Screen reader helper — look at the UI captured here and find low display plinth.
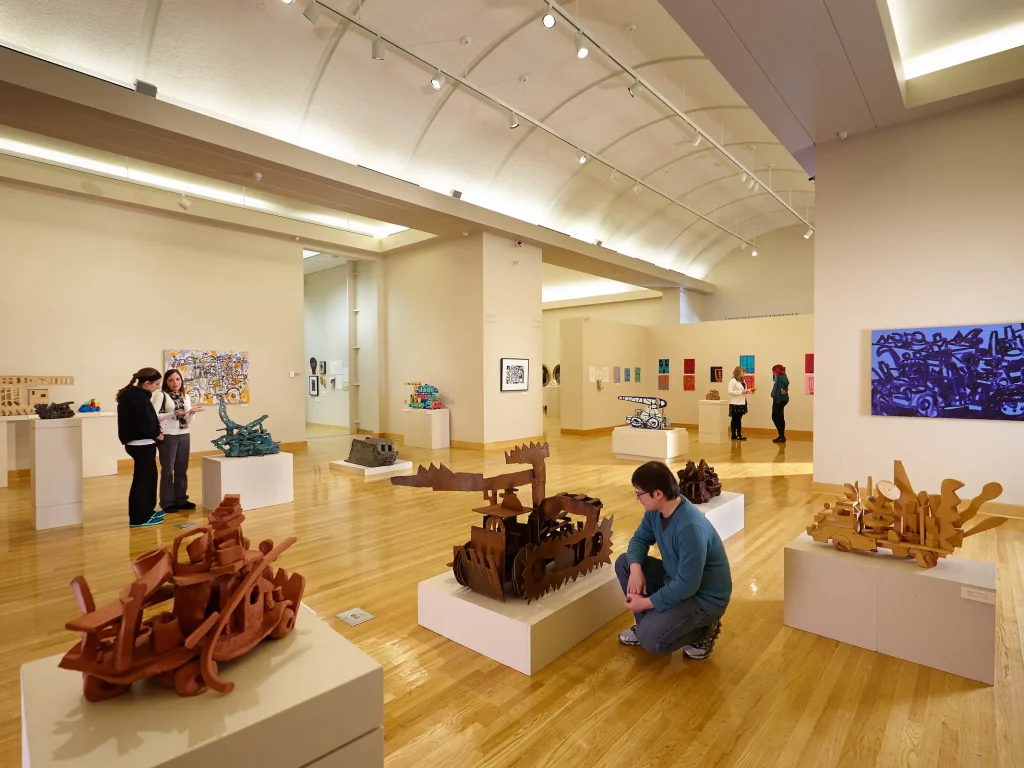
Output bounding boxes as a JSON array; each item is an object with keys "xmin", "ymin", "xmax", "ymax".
[
  {"xmin": 418, "ymin": 566, "xmax": 623, "ymax": 675},
  {"xmin": 201, "ymin": 453, "xmax": 294, "ymax": 511},
  {"xmin": 784, "ymin": 532, "xmax": 996, "ymax": 684},
  {"xmin": 31, "ymin": 419, "xmax": 83, "ymax": 530},
  {"xmin": 612, "ymin": 426, "xmax": 688, "ymax": 462},
  {"xmin": 20, "ymin": 615, "xmax": 384, "ymax": 768},
  {"xmin": 403, "ymin": 408, "xmax": 450, "ymax": 450},
  {"xmin": 695, "ymin": 492, "xmax": 744, "ymax": 541},
  {"xmin": 697, "ymin": 400, "xmax": 731, "ymax": 444},
  {"xmin": 330, "ymin": 459, "xmax": 413, "ymax": 478}
]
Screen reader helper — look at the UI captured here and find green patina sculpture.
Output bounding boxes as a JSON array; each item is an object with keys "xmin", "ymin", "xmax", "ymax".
[{"xmin": 211, "ymin": 400, "xmax": 280, "ymax": 458}]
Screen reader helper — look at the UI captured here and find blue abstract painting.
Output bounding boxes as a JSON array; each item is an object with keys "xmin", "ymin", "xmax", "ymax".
[
  {"xmin": 739, "ymin": 355, "xmax": 755, "ymax": 374},
  {"xmin": 871, "ymin": 323, "xmax": 1024, "ymax": 420}
]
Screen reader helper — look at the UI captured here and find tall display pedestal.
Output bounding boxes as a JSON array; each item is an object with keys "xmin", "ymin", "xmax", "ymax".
[
  {"xmin": 612, "ymin": 426, "xmax": 688, "ymax": 461},
  {"xmin": 201, "ymin": 453, "xmax": 294, "ymax": 511},
  {"xmin": 20, "ymin": 615, "xmax": 384, "ymax": 768},
  {"xmin": 418, "ymin": 566, "xmax": 622, "ymax": 675},
  {"xmin": 697, "ymin": 400, "xmax": 731, "ymax": 444},
  {"xmin": 403, "ymin": 408, "xmax": 450, "ymax": 449},
  {"xmin": 31, "ymin": 419, "xmax": 83, "ymax": 530},
  {"xmin": 78, "ymin": 413, "xmax": 120, "ymax": 477},
  {"xmin": 784, "ymin": 533, "xmax": 996, "ymax": 684},
  {"xmin": 696, "ymin": 492, "xmax": 744, "ymax": 541}
]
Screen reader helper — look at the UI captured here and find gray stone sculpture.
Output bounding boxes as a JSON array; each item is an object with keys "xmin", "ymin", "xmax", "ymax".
[{"xmin": 347, "ymin": 437, "xmax": 399, "ymax": 467}]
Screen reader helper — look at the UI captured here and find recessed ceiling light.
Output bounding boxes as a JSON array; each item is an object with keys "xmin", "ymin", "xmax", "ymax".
[
  {"xmin": 430, "ymin": 70, "xmax": 445, "ymax": 90},
  {"xmin": 542, "ymin": 4, "xmax": 556, "ymax": 28},
  {"xmin": 575, "ymin": 31, "xmax": 589, "ymax": 59}
]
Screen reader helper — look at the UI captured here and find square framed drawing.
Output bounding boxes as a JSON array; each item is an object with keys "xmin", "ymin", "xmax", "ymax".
[
  {"xmin": 165, "ymin": 349, "xmax": 250, "ymax": 405},
  {"xmin": 658, "ymin": 359, "xmax": 670, "ymax": 374},
  {"xmin": 805, "ymin": 353, "xmax": 814, "ymax": 374},
  {"xmin": 710, "ymin": 366, "xmax": 723, "ymax": 383},
  {"xmin": 683, "ymin": 375, "xmax": 695, "ymax": 391},
  {"xmin": 500, "ymin": 358, "xmax": 530, "ymax": 391},
  {"xmin": 684, "ymin": 358, "xmax": 695, "ymax": 374},
  {"xmin": 739, "ymin": 354, "xmax": 755, "ymax": 374},
  {"xmin": 805, "ymin": 375, "xmax": 815, "ymax": 396},
  {"xmin": 658, "ymin": 374, "xmax": 670, "ymax": 391},
  {"xmin": 613, "ymin": 366, "xmax": 621, "ymax": 383},
  {"xmin": 308, "ymin": 375, "xmax": 319, "ymax": 397}
]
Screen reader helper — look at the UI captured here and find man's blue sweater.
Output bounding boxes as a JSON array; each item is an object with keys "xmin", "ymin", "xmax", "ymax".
[{"xmin": 626, "ymin": 498, "xmax": 732, "ymax": 614}]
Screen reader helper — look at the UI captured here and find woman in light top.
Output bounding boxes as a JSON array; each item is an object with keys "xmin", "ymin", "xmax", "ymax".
[
  {"xmin": 727, "ymin": 366, "xmax": 755, "ymax": 441},
  {"xmin": 153, "ymin": 369, "xmax": 203, "ymax": 513}
]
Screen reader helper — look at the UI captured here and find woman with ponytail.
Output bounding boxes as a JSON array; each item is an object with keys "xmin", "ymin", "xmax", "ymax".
[{"xmin": 116, "ymin": 367, "xmax": 164, "ymax": 528}]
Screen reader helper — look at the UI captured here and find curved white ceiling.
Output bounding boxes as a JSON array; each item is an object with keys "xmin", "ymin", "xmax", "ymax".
[{"xmin": 0, "ymin": 0, "xmax": 814, "ymax": 279}]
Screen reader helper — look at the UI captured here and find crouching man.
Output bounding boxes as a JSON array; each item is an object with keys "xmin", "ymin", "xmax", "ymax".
[{"xmin": 615, "ymin": 461, "xmax": 732, "ymax": 659}]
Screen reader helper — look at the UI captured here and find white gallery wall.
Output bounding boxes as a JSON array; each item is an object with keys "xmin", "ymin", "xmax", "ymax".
[
  {"xmin": 0, "ymin": 182, "xmax": 307, "ymax": 466},
  {"xmin": 815, "ymin": 93, "xmax": 1024, "ymax": 504},
  {"xmin": 542, "ymin": 297, "xmax": 662, "ymax": 374},
  {"xmin": 303, "ymin": 265, "xmax": 349, "ymax": 429}
]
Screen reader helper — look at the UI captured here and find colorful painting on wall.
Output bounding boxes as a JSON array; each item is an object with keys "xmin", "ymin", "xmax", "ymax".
[
  {"xmin": 805, "ymin": 375, "xmax": 815, "ymax": 396},
  {"xmin": 805, "ymin": 353, "xmax": 815, "ymax": 374},
  {"xmin": 739, "ymin": 355, "xmax": 755, "ymax": 374},
  {"xmin": 744, "ymin": 374, "xmax": 756, "ymax": 391},
  {"xmin": 658, "ymin": 375, "xmax": 670, "ymax": 391},
  {"xmin": 165, "ymin": 350, "xmax": 250, "ymax": 405},
  {"xmin": 624, "ymin": 367, "xmax": 630, "ymax": 382},
  {"xmin": 635, "ymin": 367, "xmax": 641, "ymax": 383},
  {"xmin": 710, "ymin": 366, "xmax": 723, "ymax": 383},
  {"xmin": 684, "ymin": 358, "xmax": 695, "ymax": 375},
  {"xmin": 658, "ymin": 359, "xmax": 670, "ymax": 374},
  {"xmin": 871, "ymin": 323, "xmax": 1024, "ymax": 420},
  {"xmin": 683, "ymin": 375, "xmax": 695, "ymax": 391},
  {"xmin": 614, "ymin": 366, "xmax": 621, "ymax": 383}
]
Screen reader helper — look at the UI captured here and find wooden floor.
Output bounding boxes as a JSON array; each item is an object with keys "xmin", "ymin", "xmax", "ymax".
[{"xmin": 1, "ymin": 423, "xmax": 1022, "ymax": 767}]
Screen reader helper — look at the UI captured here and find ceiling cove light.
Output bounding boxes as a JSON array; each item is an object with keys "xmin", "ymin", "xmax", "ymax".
[
  {"xmin": 542, "ymin": 4, "xmax": 556, "ymax": 28},
  {"xmin": 901, "ymin": 21, "xmax": 1024, "ymax": 79},
  {"xmin": 508, "ymin": 111, "xmax": 520, "ymax": 129},
  {"xmin": 576, "ymin": 150, "xmax": 588, "ymax": 165},
  {"xmin": 371, "ymin": 35, "xmax": 385, "ymax": 61},
  {"xmin": 575, "ymin": 31, "xmax": 589, "ymax": 59},
  {"xmin": 430, "ymin": 70, "xmax": 446, "ymax": 90}
]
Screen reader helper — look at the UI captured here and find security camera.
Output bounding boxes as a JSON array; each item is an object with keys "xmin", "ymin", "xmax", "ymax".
[
  {"xmin": 809, "ymin": 175, "xmax": 815, "ymax": 182},
  {"xmin": 514, "ymin": 240, "xmax": 523, "ymax": 248}
]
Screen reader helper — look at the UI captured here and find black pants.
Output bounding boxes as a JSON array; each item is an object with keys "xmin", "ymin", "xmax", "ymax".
[
  {"xmin": 125, "ymin": 443, "xmax": 158, "ymax": 525},
  {"xmin": 729, "ymin": 404, "xmax": 745, "ymax": 438},
  {"xmin": 772, "ymin": 402, "xmax": 787, "ymax": 438}
]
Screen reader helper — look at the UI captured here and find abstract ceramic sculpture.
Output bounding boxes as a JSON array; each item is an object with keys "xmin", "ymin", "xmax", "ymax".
[
  {"xmin": 406, "ymin": 382, "xmax": 444, "ymax": 409},
  {"xmin": 211, "ymin": 400, "xmax": 280, "ymax": 457},
  {"xmin": 677, "ymin": 459, "xmax": 722, "ymax": 505},
  {"xmin": 347, "ymin": 437, "xmax": 399, "ymax": 467},
  {"xmin": 706, "ymin": 389, "xmax": 720, "ymax": 401},
  {"xmin": 35, "ymin": 401, "xmax": 75, "ymax": 419}
]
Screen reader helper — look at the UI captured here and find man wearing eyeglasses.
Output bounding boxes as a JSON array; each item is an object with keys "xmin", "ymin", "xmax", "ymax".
[{"xmin": 614, "ymin": 461, "xmax": 732, "ymax": 659}]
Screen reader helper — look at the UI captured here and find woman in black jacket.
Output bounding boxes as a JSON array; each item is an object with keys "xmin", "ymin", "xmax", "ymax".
[{"xmin": 116, "ymin": 367, "xmax": 164, "ymax": 528}]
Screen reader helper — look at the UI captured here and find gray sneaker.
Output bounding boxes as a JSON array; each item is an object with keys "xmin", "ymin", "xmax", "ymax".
[
  {"xmin": 683, "ymin": 620, "xmax": 721, "ymax": 659},
  {"xmin": 618, "ymin": 625, "xmax": 641, "ymax": 646}
]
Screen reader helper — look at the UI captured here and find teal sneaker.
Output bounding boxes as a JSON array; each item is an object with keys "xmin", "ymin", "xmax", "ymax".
[{"xmin": 130, "ymin": 512, "xmax": 164, "ymax": 529}]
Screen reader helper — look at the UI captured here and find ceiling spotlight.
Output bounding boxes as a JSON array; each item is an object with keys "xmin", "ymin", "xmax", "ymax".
[
  {"xmin": 509, "ymin": 110, "xmax": 520, "ymax": 129},
  {"xmin": 740, "ymin": 172, "xmax": 748, "ymax": 183},
  {"xmin": 281, "ymin": 0, "xmax": 295, "ymax": 4},
  {"xmin": 177, "ymin": 195, "xmax": 191, "ymax": 211},
  {"xmin": 575, "ymin": 31, "xmax": 589, "ymax": 59},
  {"xmin": 430, "ymin": 70, "xmax": 446, "ymax": 90},
  {"xmin": 302, "ymin": 0, "xmax": 321, "ymax": 24},
  {"xmin": 252, "ymin": 171, "xmax": 263, "ymax": 182},
  {"xmin": 753, "ymin": 182, "xmax": 760, "ymax": 193},
  {"xmin": 690, "ymin": 133, "xmax": 702, "ymax": 147},
  {"xmin": 372, "ymin": 35, "xmax": 385, "ymax": 61},
  {"xmin": 751, "ymin": 248, "xmax": 758, "ymax": 257},
  {"xmin": 746, "ymin": 177, "xmax": 756, "ymax": 190},
  {"xmin": 741, "ymin": 242, "xmax": 747, "ymax": 250},
  {"xmin": 628, "ymin": 79, "xmax": 644, "ymax": 98},
  {"xmin": 804, "ymin": 227, "xmax": 814, "ymax": 239},
  {"xmin": 542, "ymin": 4, "xmax": 556, "ymax": 28},
  {"xmin": 632, "ymin": 183, "xmax": 641, "ymax": 195},
  {"xmin": 577, "ymin": 150, "xmax": 588, "ymax": 165}
]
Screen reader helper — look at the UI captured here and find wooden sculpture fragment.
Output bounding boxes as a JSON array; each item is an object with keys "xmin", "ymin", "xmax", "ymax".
[
  {"xmin": 618, "ymin": 395, "xmax": 672, "ymax": 429},
  {"xmin": 211, "ymin": 400, "xmax": 280, "ymax": 457},
  {"xmin": 677, "ymin": 460, "xmax": 722, "ymax": 505},
  {"xmin": 391, "ymin": 442, "xmax": 613, "ymax": 603},
  {"xmin": 347, "ymin": 437, "xmax": 399, "ymax": 467},
  {"xmin": 59, "ymin": 494, "xmax": 304, "ymax": 701},
  {"xmin": 807, "ymin": 460, "xmax": 1007, "ymax": 568}
]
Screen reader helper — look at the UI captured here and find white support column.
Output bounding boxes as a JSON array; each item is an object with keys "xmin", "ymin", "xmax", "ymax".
[{"xmin": 659, "ymin": 288, "xmax": 705, "ymax": 324}]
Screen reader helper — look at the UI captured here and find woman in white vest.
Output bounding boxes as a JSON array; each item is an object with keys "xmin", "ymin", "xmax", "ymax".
[
  {"xmin": 153, "ymin": 369, "xmax": 203, "ymax": 513},
  {"xmin": 727, "ymin": 366, "xmax": 755, "ymax": 441}
]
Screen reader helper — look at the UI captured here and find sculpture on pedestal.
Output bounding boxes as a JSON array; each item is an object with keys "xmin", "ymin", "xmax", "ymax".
[
  {"xmin": 211, "ymin": 400, "xmax": 280, "ymax": 457},
  {"xmin": 618, "ymin": 395, "xmax": 671, "ymax": 429},
  {"xmin": 78, "ymin": 399, "xmax": 102, "ymax": 412},
  {"xmin": 405, "ymin": 382, "xmax": 444, "ymax": 409},
  {"xmin": 706, "ymin": 389, "xmax": 720, "ymax": 401},
  {"xmin": 347, "ymin": 437, "xmax": 399, "ymax": 467},
  {"xmin": 58, "ymin": 494, "xmax": 304, "ymax": 701},
  {"xmin": 677, "ymin": 459, "xmax": 722, "ymax": 505},
  {"xmin": 807, "ymin": 460, "xmax": 1007, "ymax": 568},
  {"xmin": 392, "ymin": 442, "xmax": 613, "ymax": 603},
  {"xmin": 35, "ymin": 401, "xmax": 75, "ymax": 419}
]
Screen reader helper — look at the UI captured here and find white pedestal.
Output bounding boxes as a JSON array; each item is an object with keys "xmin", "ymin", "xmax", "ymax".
[
  {"xmin": 612, "ymin": 426, "xmax": 688, "ymax": 461},
  {"xmin": 784, "ymin": 533, "xmax": 996, "ymax": 684},
  {"xmin": 20, "ymin": 615, "xmax": 384, "ymax": 768},
  {"xmin": 698, "ymin": 400, "xmax": 731, "ymax": 444},
  {"xmin": 31, "ymin": 419, "xmax": 83, "ymax": 530},
  {"xmin": 403, "ymin": 408, "xmax": 450, "ymax": 449},
  {"xmin": 543, "ymin": 386, "xmax": 560, "ymax": 418},
  {"xmin": 78, "ymin": 413, "xmax": 120, "ymax": 478},
  {"xmin": 418, "ymin": 565, "xmax": 623, "ymax": 675},
  {"xmin": 696, "ymin": 492, "xmax": 744, "ymax": 541},
  {"xmin": 330, "ymin": 459, "xmax": 413, "ymax": 478},
  {"xmin": 201, "ymin": 453, "xmax": 294, "ymax": 511}
]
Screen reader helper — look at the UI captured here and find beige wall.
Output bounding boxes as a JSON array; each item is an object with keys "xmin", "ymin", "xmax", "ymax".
[
  {"xmin": 354, "ymin": 260, "xmax": 382, "ymax": 434},
  {"xmin": 543, "ymin": 298, "xmax": 662, "ymax": 373},
  {"xmin": 703, "ymin": 225, "xmax": 814, "ymax": 321},
  {"xmin": 815, "ymin": 93, "xmax": 1024, "ymax": 503},
  {"xmin": 0, "ymin": 182, "xmax": 306, "ymax": 462},
  {"xmin": 561, "ymin": 315, "xmax": 814, "ymax": 433},
  {"xmin": 304, "ymin": 265, "xmax": 349, "ymax": 428}
]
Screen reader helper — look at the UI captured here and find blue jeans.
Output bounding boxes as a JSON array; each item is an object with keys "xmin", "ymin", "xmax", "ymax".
[{"xmin": 614, "ymin": 553, "xmax": 721, "ymax": 654}]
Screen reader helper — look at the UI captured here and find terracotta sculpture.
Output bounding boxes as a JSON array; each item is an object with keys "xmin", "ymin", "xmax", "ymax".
[
  {"xmin": 59, "ymin": 495, "xmax": 304, "ymax": 701},
  {"xmin": 677, "ymin": 459, "xmax": 722, "ymax": 505},
  {"xmin": 211, "ymin": 400, "xmax": 280, "ymax": 457},
  {"xmin": 618, "ymin": 395, "xmax": 672, "ymax": 429},
  {"xmin": 35, "ymin": 401, "xmax": 75, "ymax": 419},
  {"xmin": 347, "ymin": 437, "xmax": 399, "ymax": 467},
  {"xmin": 706, "ymin": 389, "xmax": 720, "ymax": 401},
  {"xmin": 807, "ymin": 460, "xmax": 1007, "ymax": 568},
  {"xmin": 392, "ymin": 442, "xmax": 612, "ymax": 603}
]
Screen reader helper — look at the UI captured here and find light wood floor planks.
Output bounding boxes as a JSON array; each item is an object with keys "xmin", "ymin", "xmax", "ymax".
[{"xmin": 1, "ymin": 422, "xmax": 1021, "ymax": 767}]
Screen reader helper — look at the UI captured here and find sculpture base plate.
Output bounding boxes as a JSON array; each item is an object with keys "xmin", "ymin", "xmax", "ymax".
[
  {"xmin": 329, "ymin": 459, "xmax": 413, "ymax": 477},
  {"xmin": 418, "ymin": 566, "xmax": 622, "ymax": 675}
]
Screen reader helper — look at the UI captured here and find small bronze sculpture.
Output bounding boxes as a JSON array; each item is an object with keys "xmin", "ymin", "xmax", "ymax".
[
  {"xmin": 35, "ymin": 401, "xmax": 75, "ymax": 419},
  {"xmin": 347, "ymin": 437, "xmax": 399, "ymax": 467}
]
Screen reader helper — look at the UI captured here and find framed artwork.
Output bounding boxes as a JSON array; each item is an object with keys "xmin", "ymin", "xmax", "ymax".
[
  {"xmin": 308, "ymin": 375, "xmax": 319, "ymax": 397},
  {"xmin": 658, "ymin": 359, "xmax": 670, "ymax": 374},
  {"xmin": 318, "ymin": 360, "xmax": 327, "ymax": 375},
  {"xmin": 613, "ymin": 366, "xmax": 621, "ymax": 383},
  {"xmin": 739, "ymin": 354, "xmax": 755, "ymax": 373},
  {"xmin": 542, "ymin": 364, "xmax": 551, "ymax": 387},
  {"xmin": 624, "ymin": 367, "xmax": 630, "ymax": 383},
  {"xmin": 500, "ymin": 358, "xmax": 530, "ymax": 391},
  {"xmin": 309, "ymin": 357, "xmax": 317, "ymax": 375},
  {"xmin": 165, "ymin": 350, "xmax": 250, "ymax": 405},
  {"xmin": 744, "ymin": 374, "xmax": 756, "ymax": 391},
  {"xmin": 805, "ymin": 353, "xmax": 815, "ymax": 374},
  {"xmin": 658, "ymin": 374, "xmax": 669, "ymax": 391},
  {"xmin": 710, "ymin": 366, "xmax": 723, "ymax": 383},
  {"xmin": 805, "ymin": 375, "xmax": 815, "ymax": 396},
  {"xmin": 872, "ymin": 322, "xmax": 1024, "ymax": 419},
  {"xmin": 683, "ymin": 375, "xmax": 695, "ymax": 391},
  {"xmin": 684, "ymin": 358, "xmax": 695, "ymax": 374},
  {"xmin": 635, "ymin": 367, "xmax": 641, "ymax": 383}
]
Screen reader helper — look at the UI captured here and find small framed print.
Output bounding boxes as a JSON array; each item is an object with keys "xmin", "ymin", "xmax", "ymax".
[
  {"xmin": 500, "ymin": 358, "xmax": 530, "ymax": 392},
  {"xmin": 308, "ymin": 375, "xmax": 319, "ymax": 397}
]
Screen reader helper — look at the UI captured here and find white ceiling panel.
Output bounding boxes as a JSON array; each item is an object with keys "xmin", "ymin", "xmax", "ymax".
[{"xmin": 888, "ymin": 0, "xmax": 1024, "ymax": 60}]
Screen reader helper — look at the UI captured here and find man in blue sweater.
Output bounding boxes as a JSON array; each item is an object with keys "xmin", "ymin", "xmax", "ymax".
[{"xmin": 615, "ymin": 461, "xmax": 732, "ymax": 659}]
